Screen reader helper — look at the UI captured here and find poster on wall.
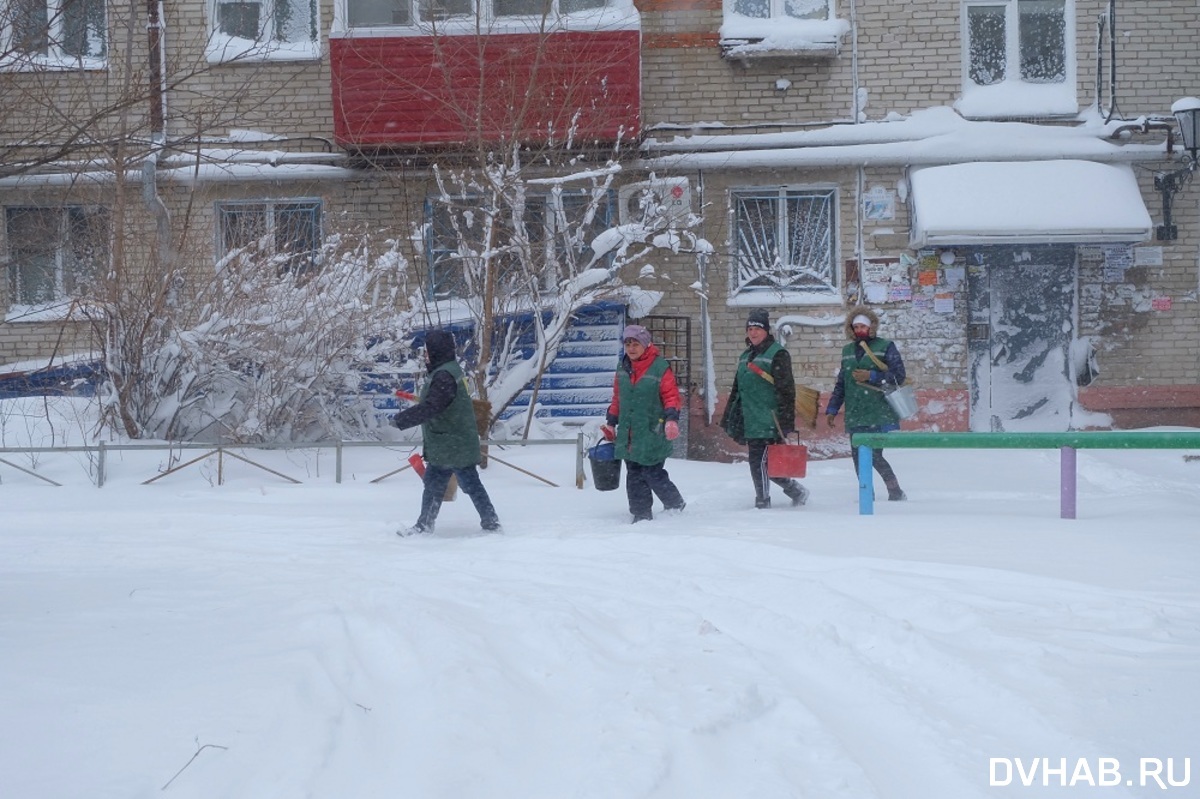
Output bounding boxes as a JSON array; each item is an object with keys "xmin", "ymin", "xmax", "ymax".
[{"xmin": 861, "ymin": 257, "xmax": 907, "ymax": 304}]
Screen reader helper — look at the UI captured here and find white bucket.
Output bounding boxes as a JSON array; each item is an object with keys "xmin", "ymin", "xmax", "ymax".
[{"xmin": 884, "ymin": 384, "xmax": 919, "ymax": 420}]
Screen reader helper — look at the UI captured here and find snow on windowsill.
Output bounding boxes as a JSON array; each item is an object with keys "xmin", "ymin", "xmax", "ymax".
[
  {"xmin": 956, "ymin": 81, "xmax": 1078, "ymax": 120},
  {"xmin": 0, "ymin": 54, "xmax": 107, "ymax": 72},
  {"xmin": 5, "ymin": 302, "xmax": 90, "ymax": 324},
  {"xmin": 719, "ymin": 16, "xmax": 849, "ymax": 61},
  {"xmin": 726, "ymin": 289, "xmax": 842, "ymax": 308},
  {"xmin": 205, "ymin": 35, "xmax": 320, "ymax": 64},
  {"xmin": 332, "ymin": 6, "xmax": 641, "ymax": 38}
]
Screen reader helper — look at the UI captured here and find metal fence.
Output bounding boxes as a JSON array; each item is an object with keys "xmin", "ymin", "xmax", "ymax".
[{"xmin": 0, "ymin": 435, "xmax": 589, "ymax": 489}]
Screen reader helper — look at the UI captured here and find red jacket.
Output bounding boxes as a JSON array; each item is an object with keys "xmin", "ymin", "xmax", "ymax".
[{"xmin": 606, "ymin": 344, "xmax": 682, "ymax": 423}]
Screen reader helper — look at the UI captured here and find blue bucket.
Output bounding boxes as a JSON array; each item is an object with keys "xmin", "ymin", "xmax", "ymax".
[{"xmin": 588, "ymin": 441, "xmax": 621, "ymax": 491}]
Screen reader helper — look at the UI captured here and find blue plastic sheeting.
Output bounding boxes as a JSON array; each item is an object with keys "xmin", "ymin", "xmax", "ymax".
[{"xmin": 0, "ymin": 361, "xmax": 101, "ymax": 399}]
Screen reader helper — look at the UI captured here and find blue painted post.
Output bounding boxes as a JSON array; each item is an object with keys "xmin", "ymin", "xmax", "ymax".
[
  {"xmin": 858, "ymin": 445, "xmax": 874, "ymax": 515},
  {"xmin": 1060, "ymin": 446, "xmax": 1077, "ymax": 520}
]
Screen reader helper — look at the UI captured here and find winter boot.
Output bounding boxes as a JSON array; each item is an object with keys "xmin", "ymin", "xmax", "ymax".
[
  {"xmin": 399, "ymin": 522, "xmax": 433, "ymax": 537},
  {"xmin": 631, "ymin": 513, "xmax": 653, "ymax": 524},
  {"xmin": 884, "ymin": 477, "xmax": 906, "ymax": 502},
  {"xmin": 481, "ymin": 516, "xmax": 502, "ymax": 532},
  {"xmin": 755, "ymin": 497, "xmax": 771, "ymax": 509},
  {"xmin": 785, "ymin": 482, "xmax": 809, "ymax": 507}
]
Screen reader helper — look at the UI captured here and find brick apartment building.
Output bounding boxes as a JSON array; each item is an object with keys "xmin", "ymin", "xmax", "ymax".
[{"xmin": 1, "ymin": 0, "xmax": 1197, "ymax": 452}]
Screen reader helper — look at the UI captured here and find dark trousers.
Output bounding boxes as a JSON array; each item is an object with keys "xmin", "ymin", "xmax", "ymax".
[
  {"xmin": 625, "ymin": 460, "xmax": 685, "ymax": 520},
  {"xmin": 747, "ymin": 439, "xmax": 803, "ymax": 503},
  {"xmin": 851, "ymin": 448, "xmax": 902, "ymax": 492},
  {"xmin": 417, "ymin": 463, "xmax": 499, "ymax": 529}
]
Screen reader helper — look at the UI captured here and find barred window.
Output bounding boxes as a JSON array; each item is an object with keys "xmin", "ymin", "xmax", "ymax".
[
  {"xmin": 426, "ymin": 190, "xmax": 611, "ymax": 301},
  {"xmin": 731, "ymin": 187, "xmax": 836, "ymax": 296},
  {"xmin": 216, "ymin": 200, "xmax": 322, "ymax": 277}
]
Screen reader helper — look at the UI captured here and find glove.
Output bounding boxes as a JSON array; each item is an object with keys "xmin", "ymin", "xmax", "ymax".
[
  {"xmin": 825, "ymin": 413, "xmax": 837, "ymax": 427},
  {"xmin": 664, "ymin": 420, "xmax": 680, "ymax": 441},
  {"xmin": 600, "ymin": 424, "xmax": 616, "ymax": 442},
  {"xmin": 395, "ymin": 389, "xmax": 417, "ymax": 401}
]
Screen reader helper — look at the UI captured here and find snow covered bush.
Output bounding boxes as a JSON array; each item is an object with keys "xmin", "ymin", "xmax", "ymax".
[{"xmin": 96, "ymin": 232, "xmax": 416, "ymax": 443}]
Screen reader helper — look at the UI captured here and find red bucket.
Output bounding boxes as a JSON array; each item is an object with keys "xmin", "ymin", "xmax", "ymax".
[{"xmin": 766, "ymin": 442, "xmax": 808, "ymax": 478}]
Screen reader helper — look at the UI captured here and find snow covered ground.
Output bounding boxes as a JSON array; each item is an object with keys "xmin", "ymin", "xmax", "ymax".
[{"xmin": 2, "ymin": 399, "xmax": 1199, "ymax": 798}]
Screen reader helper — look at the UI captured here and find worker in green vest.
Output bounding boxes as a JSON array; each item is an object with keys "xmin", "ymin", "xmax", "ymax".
[
  {"xmin": 825, "ymin": 305, "xmax": 907, "ymax": 501},
  {"xmin": 721, "ymin": 309, "xmax": 810, "ymax": 509},
  {"xmin": 600, "ymin": 324, "xmax": 687, "ymax": 523},
  {"xmin": 392, "ymin": 330, "xmax": 501, "ymax": 536}
]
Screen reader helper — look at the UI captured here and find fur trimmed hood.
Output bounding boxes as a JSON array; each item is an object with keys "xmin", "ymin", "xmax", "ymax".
[{"xmin": 843, "ymin": 305, "xmax": 880, "ymax": 340}]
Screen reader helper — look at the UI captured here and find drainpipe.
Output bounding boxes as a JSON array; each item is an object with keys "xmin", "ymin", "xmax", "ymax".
[
  {"xmin": 143, "ymin": 0, "xmax": 172, "ymax": 276},
  {"xmin": 849, "ymin": 0, "xmax": 864, "ymax": 299}
]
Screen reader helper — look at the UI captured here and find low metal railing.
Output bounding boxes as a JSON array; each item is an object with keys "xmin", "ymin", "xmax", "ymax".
[{"xmin": 0, "ymin": 434, "xmax": 589, "ymax": 489}]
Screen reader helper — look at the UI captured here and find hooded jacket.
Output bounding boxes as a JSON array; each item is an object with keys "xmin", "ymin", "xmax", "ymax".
[
  {"xmin": 825, "ymin": 306, "xmax": 907, "ymax": 430},
  {"xmin": 391, "ymin": 330, "xmax": 482, "ymax": 468}
]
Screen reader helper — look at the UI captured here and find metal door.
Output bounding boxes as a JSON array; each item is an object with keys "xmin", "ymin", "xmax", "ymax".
[{"xmin": 966, "ymin": 245, "xmax": 1077, "ymax": 432}]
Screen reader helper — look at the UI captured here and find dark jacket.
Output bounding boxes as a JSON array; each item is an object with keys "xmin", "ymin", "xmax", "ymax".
[
  {"xmin": 825, "ymin": 306, "xmax": 906, "ymax": 431},
  {"xmin": 392, "ymin": 330, "xmax": 482, "ymax": 468},
  {"xmin": 721, "ymin": 334, "xmax": 796, "ymax": 443}
]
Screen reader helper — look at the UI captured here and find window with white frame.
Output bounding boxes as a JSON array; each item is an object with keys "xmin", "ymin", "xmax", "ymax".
[
  {"xmin": 5, "ymin": 206, "xmax": 109, "ymax": 308},
  {"xmin": 208, "ymin": 0, "xmax": 318, "ymax": 61},
  {"xmin": 728, "ymin": 0, "xmax": 830, "ymax": 22},
  {"xmin": 216, "ymin": 200, "xmax": 322, "ymax": 277},
  {"xmin": 1, "ymin": 0, "xmax": 107, "ymax": 66},
  {"xmin": 346, "ymin": 0, "xmax": 608, "ymax": 28},
  {"xmin": 961, "ymin": 0, "xmax": 1073, "ymax": 115},
  {"xmin": 427, "ymin": 191, "xmax": 610, "ymax": 300},
  {"xmin": 731, "ymin": 187, "xmax": 837, "ymax": 297}
]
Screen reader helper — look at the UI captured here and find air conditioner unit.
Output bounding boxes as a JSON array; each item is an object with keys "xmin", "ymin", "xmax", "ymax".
[{"xmin": 617, "ymin": 177, "xmax": 692, "ymax": 228}]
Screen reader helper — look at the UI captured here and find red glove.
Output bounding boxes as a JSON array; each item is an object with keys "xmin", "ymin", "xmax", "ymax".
[
  {"xmin": 600, "ymin": 424, "xmax": 616, "ymax": 442},
  {"xmin": 664, "ymin": 420, "xmax": 680, "ymax": 441},
  {"xmin": 395, "ymin": 390, "xmax": 417, "ymax": 402}
]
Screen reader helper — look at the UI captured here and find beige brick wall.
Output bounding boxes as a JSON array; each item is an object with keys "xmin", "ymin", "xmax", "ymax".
[
  {"xmin": 641, "ymin": 1, "xmax": 1197, "ymax": 127},
  {"xmin": 2, "ymin": 0, "xmax": 1198, "ymax": 426}
]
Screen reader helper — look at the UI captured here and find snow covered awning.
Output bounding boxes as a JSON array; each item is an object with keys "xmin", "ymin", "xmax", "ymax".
[{"xmin": 908, "ymin": 161, "xmax": 1152, "ymax": 247}]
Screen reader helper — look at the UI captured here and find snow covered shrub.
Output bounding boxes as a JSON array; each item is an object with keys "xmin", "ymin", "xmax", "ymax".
[{"xmin": 98, "ymin": 233, "xmax": 417, "ymax": 443}]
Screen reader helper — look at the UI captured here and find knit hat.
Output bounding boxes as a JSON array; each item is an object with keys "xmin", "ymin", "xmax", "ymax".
[
  {"xmin": 852, "ymin": 314, "xmax": 872, "ymax": 327},
  {"xmin": 622, "ymin": 324, "xmax": 652, "ymax": 347},
  {"xmin": 746, "ymin": 308, "xmax": 770, "ymax": 330}
]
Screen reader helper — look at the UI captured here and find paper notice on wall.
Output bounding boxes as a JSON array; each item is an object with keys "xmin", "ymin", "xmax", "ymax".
[
  {"xmin": 933, "ymin": 293, "xmax": 955, "ymax": 314},
  {"xmin": 1151, "ymin": 296, "xmax": 1173, "ymax": 311},
  {"xmin": 943, "ymin": 266, "xmax": 965, "ymax": 287},
  {"xmin": 918, "ymin": 270, "xmax": 939, "ymax": 286},
  {"xmin": 1135, "ymin": 246, "xmax": 1164, "ymax": 267},
  {"xmin": 864, "ymin": 283, "xmax": 888, "ymax": 303},
  {"xmin": 887, "ymin": 284, "xmax": 913, "ymax": 302},
  {"xmin": 1103, "ymin": 263, "xmax": 1128, "ymax": 282}
]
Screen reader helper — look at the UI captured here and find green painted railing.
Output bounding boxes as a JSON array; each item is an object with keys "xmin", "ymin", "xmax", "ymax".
[
  {"xmin": 849, "ymin": 430, "xmax": 1200, "ymax": 519},
  {"xmin": 851, "ymin": 431, "xmax": 1200, "ymax": 450}
]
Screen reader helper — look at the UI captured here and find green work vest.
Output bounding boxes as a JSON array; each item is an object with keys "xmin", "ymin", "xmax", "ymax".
[
  {"xmin": 421, "ymin": 361, "xmax": 482, "ymax": 468},
  {"xmin": 614, "ymin": 356, "xmax": 674, "ymax": 465},
  {"xmin": 735, "ymin": 342, "xmax": 784, "ymax": 440},
  {"xmin": 839, "ymin": 337, "xmax": 900, "ymax": 429}
]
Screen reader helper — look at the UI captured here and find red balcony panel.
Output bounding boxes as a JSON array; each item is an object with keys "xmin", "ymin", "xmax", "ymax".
[{"xmin": 331, "ymin": 31, "xmax": 640, "ymax": 149}]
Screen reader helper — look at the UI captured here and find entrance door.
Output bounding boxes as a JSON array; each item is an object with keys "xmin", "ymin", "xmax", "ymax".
[{"xmin": 966, "ymin": 246, "xmax": 1077, "ymax": 432}]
